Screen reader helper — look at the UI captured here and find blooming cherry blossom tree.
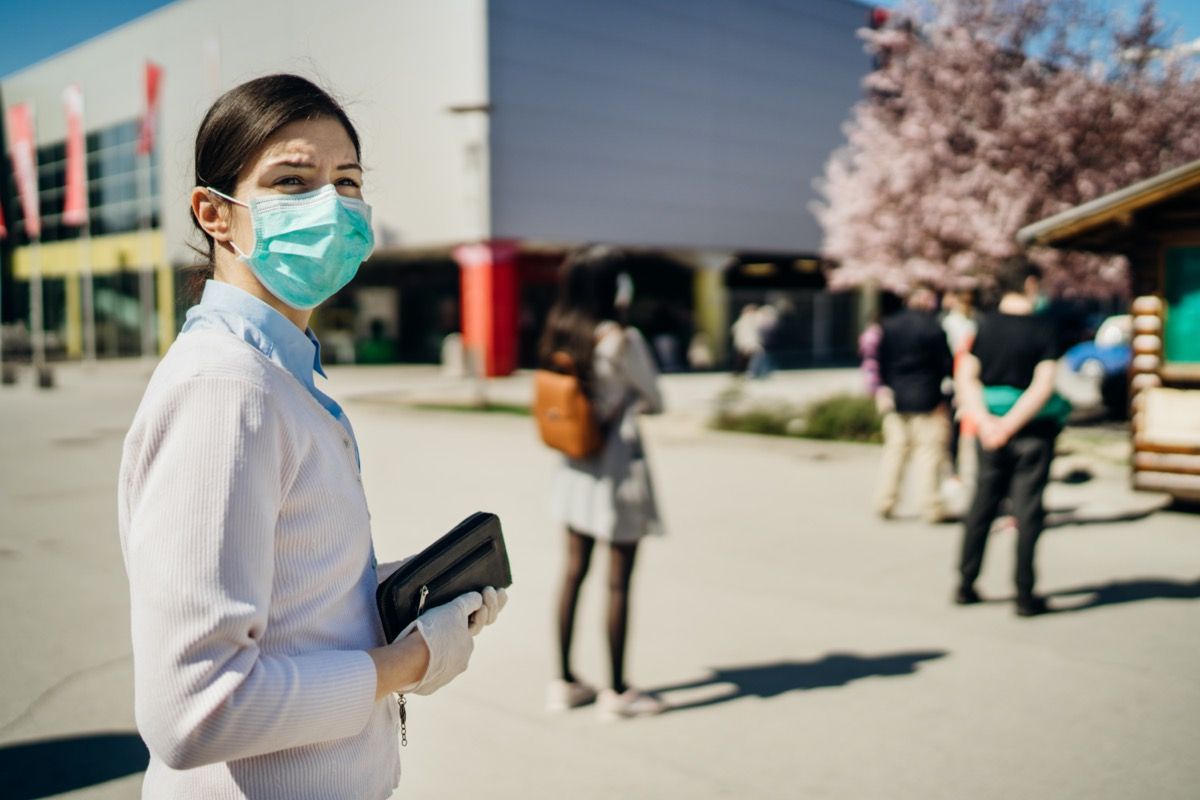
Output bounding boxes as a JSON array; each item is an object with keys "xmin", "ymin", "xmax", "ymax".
[{"xmin": 816, "ymin": 0, "xmax": 1200, "ymax": 296}]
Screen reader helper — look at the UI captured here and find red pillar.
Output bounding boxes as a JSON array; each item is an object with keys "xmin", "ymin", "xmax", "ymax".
[{"xmin": 453, "ymin": 240, "xmax": 520, "ymax": 377}]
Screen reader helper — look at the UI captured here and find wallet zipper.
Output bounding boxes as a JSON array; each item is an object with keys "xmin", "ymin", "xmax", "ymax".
[
  {"xmin": 396, "ymin": 693, "xmax": 408, "ymax": 747},
  {"xmin": 394, "ymin": 543, "xmax": 492, "ymax": 748},
  {"xmin": 397, "ymin": 585, "xmax": 430, "ymax": 748},
  {"xmin": 417, "ymin": 584, "xmax": 430, "ymax": 616}
]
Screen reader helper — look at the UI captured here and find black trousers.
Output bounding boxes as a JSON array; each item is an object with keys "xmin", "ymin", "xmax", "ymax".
[{"xmin": 959, "ymin": 425, "xmax": 1058, "ymax": 598}]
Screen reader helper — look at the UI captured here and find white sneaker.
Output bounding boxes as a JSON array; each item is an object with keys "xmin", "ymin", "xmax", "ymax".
[
  {"xmin": 596, "ymin": 688, "xmax": 667, "ymax": 720},
  {"xmin": 546, "ymin": 679, "xmax": 598, "ymax": 712}
]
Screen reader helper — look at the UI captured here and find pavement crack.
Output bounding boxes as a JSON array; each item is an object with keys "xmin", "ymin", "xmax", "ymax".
[{"xmin": 0, "ymin": 653, "xmax": 131, "ymax": 736}]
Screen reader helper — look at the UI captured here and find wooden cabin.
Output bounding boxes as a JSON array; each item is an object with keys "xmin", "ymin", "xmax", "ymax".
[{"xmin": 1018, "ymin": 159, "xmax": 1200, "ymax": 502}]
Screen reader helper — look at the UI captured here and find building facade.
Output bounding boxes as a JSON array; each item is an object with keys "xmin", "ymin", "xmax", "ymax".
[{"xmin": 1, "ymin": 0, "xmax": 871, "ymax": 372}]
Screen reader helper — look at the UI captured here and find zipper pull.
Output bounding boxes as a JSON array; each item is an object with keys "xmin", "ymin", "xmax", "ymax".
[
  {"xmin": 397, "ymin": 693, "xmax": 408, "ymax": 747},
  {"xmin": 417, "ymin": 585, "xmax": 430, "ymax": 616}
]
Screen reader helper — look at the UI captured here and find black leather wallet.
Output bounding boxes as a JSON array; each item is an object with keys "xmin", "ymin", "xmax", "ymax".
[{"xmin": 376, "ymin": 511, "xmax": 513, "ymax": 643}]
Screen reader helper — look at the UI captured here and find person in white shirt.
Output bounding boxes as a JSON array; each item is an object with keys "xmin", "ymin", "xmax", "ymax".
[
  {"xmin": 941, "ymin": 288, "xmax": 980, "ymax": 490},
  {"xmin": 117, "ymin": 74, "xmax": 506, "ymax": 799}
]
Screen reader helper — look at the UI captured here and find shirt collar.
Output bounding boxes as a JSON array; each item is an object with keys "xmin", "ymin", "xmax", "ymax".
[{"xmin": 185, "ymin": 280, "xmax": 328, "ymax": 384}]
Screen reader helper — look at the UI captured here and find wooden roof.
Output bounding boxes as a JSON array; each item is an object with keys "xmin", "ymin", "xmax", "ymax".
[{"xmin": 1017, "ymin": 159, "xmax": 1200, "ymax": 252}]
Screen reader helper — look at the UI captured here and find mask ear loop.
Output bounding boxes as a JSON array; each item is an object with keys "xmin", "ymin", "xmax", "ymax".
[
  {"xmin": 205, "ymin": 186, "xmax": 248, "ymax": 208},
  {"xmin": 205, "ymin": 187, "xmax": 252, "ymax": 259}
]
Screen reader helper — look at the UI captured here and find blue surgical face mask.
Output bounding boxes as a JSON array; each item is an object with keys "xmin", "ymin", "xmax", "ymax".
[{"xmin": 208, "ymin": 184, "xmax": 374, "ymax": 310}]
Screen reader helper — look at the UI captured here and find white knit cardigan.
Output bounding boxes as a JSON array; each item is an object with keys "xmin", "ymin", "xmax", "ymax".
[{"xmin": 118, "ymin": 329, "xmax": 400, "ymax": 799}]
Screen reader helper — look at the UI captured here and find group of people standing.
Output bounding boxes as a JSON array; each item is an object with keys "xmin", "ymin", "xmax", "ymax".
[
  {"xmin": 114, "ymin": 71, "xmax": 1071, "ymax": 799},
  {"xmin": 863, "ymin": 259, "xmax": 1066, "ymax": 617}
]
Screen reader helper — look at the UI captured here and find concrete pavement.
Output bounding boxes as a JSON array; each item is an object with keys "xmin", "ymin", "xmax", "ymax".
[{"xmin": 1, "ymin": 361, "xmax": 1197, "ymax": 799}]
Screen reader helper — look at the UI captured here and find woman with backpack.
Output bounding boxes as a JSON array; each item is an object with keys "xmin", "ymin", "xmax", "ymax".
[{"xmin": 538, "ymin": 245, "xmax": 667, "ymax": 719}]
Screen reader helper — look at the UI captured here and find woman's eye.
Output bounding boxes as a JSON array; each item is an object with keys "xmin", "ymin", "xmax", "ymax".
[
  {"xmin": 274, "ymin": 176, "xmax": 305, "ymax": 187},
  {"xmin": 336, "ymin": 177, "xmax": 361, "ymax": 188}
]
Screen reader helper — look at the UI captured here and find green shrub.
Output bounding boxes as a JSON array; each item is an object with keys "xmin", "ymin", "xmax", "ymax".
[
  {"xmin": 800, "ymin": 394, "xmax": 882, "ymax": 443},
  {"xmin": 710, "ymin": 391, "xmax": 881, "ymax": 444},
  {"xmin": 712, "ymin": 405, "xmax": 799, "ymax": 436}
]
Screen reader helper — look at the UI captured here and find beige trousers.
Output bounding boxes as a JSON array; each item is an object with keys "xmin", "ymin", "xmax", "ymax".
[{"xmin": 875, "ymin": 409, "xmax": 949, "ymax": 521}]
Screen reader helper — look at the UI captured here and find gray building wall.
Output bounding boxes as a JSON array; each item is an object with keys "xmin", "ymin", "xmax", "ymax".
[{"xmin": 487, "ymin": 0, "xmax": 869, "ymax": 253}]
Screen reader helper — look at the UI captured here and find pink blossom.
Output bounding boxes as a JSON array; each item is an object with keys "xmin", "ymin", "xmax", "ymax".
[{"xmin": 815, "ymin": 0, "xmax": 1200, "ymax": 297}]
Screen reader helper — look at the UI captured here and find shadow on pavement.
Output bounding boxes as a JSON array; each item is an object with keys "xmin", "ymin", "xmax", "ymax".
[
  {"xmin": 1047, "ymin": 577, "xmax": 1200, "ymax": 613},
  {"xmin": 1044, "ymin": 504, "xmax": 1166, "ymax": 528},
  {"xmin": 0, "ymin": 731, "xmax": 148, "ymax": 799},
  {"xmin": 650, "ymin": 650, "xmax": 947, "ymax": 714}
]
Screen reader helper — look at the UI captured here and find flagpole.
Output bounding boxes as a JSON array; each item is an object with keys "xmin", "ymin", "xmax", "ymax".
[
  {"xmin": 0, "ymin": 244, "xmax": 8, "ymax": 385},
  {"xmin": 81, "ymin": 224, "xmax": 96, "ymax": 362},
  {"xmin": 29, "ymin": 100, "xmax": 50, "ymax": 387},
  {"xmin": 66, "ymin": 83, "xmax": 97, "ymax": 363},
  {"xmin": 138, "ymin": 149, "xmax": 155, "ymax": 361},
  {"xmin": 6, "ymin": 102, "xmax": 52, "ymax": 386},
  {"xmin": 31, "ymin": 237, "xmax": 48, "ymax": 385}
]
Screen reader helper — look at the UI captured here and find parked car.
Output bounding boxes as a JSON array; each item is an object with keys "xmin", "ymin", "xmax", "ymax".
[
  {"xmin": 1064, "ymin": 314, "xmax": 1131, "ymax": 417},
  {"xmin": 1064, "ymin": 314, "xmax": 1132, "ymax": 379}
]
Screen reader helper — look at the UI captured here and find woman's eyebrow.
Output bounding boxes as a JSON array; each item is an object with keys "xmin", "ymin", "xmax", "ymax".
[
  {"xmin": 265, "ymin": 157, "xmax": 317, "ymax": 169},
  {"xmin": 262, "ymin": 157, "xmax": 361, "ymax": 171}
]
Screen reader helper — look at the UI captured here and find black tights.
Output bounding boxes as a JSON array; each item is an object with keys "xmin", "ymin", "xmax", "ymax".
[{"xmin": 557, "ymin": 528, "xmax": 639, "ymax": 693}]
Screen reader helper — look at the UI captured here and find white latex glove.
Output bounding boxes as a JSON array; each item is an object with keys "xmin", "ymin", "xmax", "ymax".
[
  {"xmin": 406, "ymin": 591, "xmax": 482, "ymax": 696},
  {"xmin": 468, "ymin": 587, "xmax": 508, "ymax": 635}
]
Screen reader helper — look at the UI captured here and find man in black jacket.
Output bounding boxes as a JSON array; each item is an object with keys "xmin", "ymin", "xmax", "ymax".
[{"xmin": 875, "ymin": 285, "xmax": 954, "ymax": 522}]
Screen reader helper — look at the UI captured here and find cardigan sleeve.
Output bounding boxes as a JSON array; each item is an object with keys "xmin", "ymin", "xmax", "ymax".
[{"xmin": 119, "ymin": 375, "xmax": 378, "ymax": 770}]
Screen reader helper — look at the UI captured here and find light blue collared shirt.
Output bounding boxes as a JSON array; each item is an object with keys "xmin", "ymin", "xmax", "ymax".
[{"xmin": 181, "ymin": 280, "xmax": 359, "ymax": 466}]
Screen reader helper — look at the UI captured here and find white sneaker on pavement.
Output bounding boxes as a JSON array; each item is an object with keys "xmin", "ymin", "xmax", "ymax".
[
  {"xmin": 546, "ymin": 679, "xmax": 598, "ymax": 712},
  {"xmin": 596, "ymin": 688, "xmax": 667, "ymax": 720}
]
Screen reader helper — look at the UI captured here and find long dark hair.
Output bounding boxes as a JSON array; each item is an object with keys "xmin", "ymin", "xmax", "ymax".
[
  {"xmin": 187, "ymin": 74, "xmax": 362, "ymax": 300},
  {"xmin": 538, "ymin": 245, "xmax": 626, "ymax": 393}
]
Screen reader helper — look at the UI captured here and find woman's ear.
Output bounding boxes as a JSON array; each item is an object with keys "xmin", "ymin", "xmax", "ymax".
[{"xmin": 191, "ymin": 187, "xmax": 231, "ymax": 243}]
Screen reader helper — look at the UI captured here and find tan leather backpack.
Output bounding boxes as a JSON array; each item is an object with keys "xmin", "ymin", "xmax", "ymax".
[{"xmin": 533, "ymin": 351, "xmax": 604, "ymax": 459}]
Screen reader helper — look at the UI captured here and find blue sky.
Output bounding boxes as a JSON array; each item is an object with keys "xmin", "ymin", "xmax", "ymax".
[
  {"xmin": 2, "ymin": 0, "xmax": 1200, "ymax": 79},
  {"xmin": 0, "ymin": 0, "xmax": 175, "ymax": 79}
]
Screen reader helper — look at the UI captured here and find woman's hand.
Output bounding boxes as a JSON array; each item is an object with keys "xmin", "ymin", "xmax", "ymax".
[
  {"xmin": 368, "ymin": 587, "xmax": 508, "ymax": 699},
  {"xmin": 368, "ymin": 627, "xmax": 431, "ymax": 701},
  {"xmin": 468, "ymin": 586, "xmax": 508, "ymax": 635},
  {"xmin": 408, "ymin": 591, "xmax": 484, "ymax": 695}
]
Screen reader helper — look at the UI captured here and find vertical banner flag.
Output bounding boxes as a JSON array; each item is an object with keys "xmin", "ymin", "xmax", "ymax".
[
  {"xmin": 137, "ymin": 61, "xmax": 163, "ymax": 156},
  {"xmin": 63, "ymin": 84, "xmax": 88, "ymax": 227},
  {"xmin": 5, "ymin": 103, "xmax": 40, "ymax": 240}
]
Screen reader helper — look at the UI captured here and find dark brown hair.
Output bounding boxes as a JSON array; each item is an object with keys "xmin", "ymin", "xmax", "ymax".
[
  {"xmin": 994, "ymin": 256, "xmax": 1042, "ymax": 297},
  {"xmin": 186, "ymin": 74, "xmax": 361, "ymax": 299},
  {"xmin": 537, "ymin": 245, "xmax": 626, "ymax": 395}
]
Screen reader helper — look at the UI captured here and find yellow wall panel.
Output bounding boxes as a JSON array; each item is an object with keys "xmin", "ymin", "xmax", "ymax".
[{"xmin": 12, "ymin": 232, "xmax": 166, "ymax": 279}]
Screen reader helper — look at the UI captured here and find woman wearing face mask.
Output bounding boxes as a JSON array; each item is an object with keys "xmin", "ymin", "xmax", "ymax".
[
  {"xmin": 539, "ymin": 246, "xmax": 667, "ymax": 719},
  {"xmin": 116, "ymin": 74, "xmax": 505, "ymax": 799}
]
